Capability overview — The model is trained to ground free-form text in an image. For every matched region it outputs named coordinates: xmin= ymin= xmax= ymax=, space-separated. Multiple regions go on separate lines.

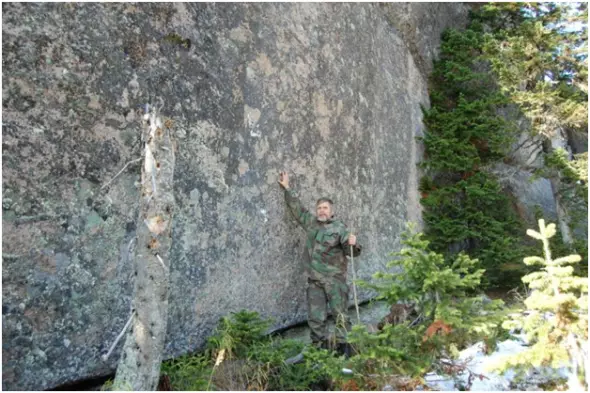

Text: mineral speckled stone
xmin=2 ymin=2 xmax=468 ymax=390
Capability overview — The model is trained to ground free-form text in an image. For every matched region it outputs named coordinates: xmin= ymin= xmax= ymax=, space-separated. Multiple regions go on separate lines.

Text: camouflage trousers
xmin=307 ymin=276 xmax=351 ymax=347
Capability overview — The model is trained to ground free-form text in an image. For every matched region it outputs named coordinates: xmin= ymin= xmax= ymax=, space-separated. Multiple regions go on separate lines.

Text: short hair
xmin=316 ymin=197 xmax=334 ymax=206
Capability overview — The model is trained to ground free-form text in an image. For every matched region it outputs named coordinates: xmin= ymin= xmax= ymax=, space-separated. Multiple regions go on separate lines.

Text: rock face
xmin=2 ymin=3 xmax=469 ymax=390
xmin=380 ymin=2 xmax=471 ymax=76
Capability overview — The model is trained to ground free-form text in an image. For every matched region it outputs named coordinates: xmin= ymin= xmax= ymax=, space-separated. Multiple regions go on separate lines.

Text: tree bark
xmin=548 ymin=130 xmax=574 ymax=245
xmin=114 ymin=105 xmax=176 ymax=390
xmin=550 ymin=176 xmax=574 ymax=245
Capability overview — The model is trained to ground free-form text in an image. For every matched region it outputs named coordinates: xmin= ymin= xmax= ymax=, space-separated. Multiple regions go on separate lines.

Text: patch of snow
xmin=424 ymin=335 xmax=572 ymax=391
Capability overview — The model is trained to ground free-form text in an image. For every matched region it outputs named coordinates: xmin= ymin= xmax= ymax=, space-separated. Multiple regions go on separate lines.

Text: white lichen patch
xmin=229 ymin=22 xmax=253 ymax=43
xmin=213 ymin=232 xmax=228 ymax=250
xmin=313 ymin=92 xmax=330 ymax=117
xmin=238 ymin=159 xmax=249 ymax=176
xmin=316 ymin=117 xmax=331 ymax=140
xmin=87 ymin=95 xmax=102 ymax=110
xmin=255 ymin=53 xmax=275 ymax=76
xmin=265 ymin=169 xmax=278 ymax=185
xmin=184 ymin=121 xmax=230 ymax=194
xmin=292 ymin=133 xmax=299 ymax=149
xmin=196 ymin=231 xmax=210 ymax=250
xmin=254 ymin=138 xmax=270 ymax=160
xmin=294 ymin=56 xmax=311 ymax=80
xmin=192 ymin=120 xmax=219 ymax=141
xmin=118 ymin=88 xmax=130 ymax=108
xmin=128 ymin=74 xmax=140 ymax=99
xmin=244 ymin=104 xmax=261 ymax=130
xmin=220 ymin=146 xmax=230 ymax=158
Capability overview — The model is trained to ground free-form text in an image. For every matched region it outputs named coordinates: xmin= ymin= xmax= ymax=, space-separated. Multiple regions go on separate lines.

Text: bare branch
xmin=102 ymin=311 xmax=135 ymax=361
xmin=100 ymin=158 xmax=142 ymax=191
xmin=156 ymin=254 xmax=167 ymax=271
xmin=408 ymin=313 xmax=423 ymax=328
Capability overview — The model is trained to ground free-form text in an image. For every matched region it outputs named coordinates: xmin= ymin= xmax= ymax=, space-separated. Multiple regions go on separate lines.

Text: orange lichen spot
xmin=156 ymin=127 xmax=163 ymax=138
xmin=164 ymin=118 xmax=174 ymax=129
xmin=422 ymin=319 xmax=452 ymax=342
xmin=145 ymin=216 xmax=167 ymax=234
xmin=148 ymin=237 xmax=159 ymax=250
xmin=340 ymin=380 xmax=360 ymax=391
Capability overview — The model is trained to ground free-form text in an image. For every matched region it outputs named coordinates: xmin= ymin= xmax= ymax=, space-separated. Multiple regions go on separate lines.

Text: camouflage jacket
xmin=284 ymin=188 xmax=362 ymax=281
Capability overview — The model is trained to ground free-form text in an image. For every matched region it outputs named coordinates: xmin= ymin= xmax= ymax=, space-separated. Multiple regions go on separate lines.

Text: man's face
xmin=316 ymin=201 xmax=332 ymax=222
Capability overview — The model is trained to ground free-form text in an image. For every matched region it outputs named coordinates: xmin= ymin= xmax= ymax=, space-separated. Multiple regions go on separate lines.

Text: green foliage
xmin=246 ymin=338 xmax=344 ymax=391
xmin=489 ymin=219 xmax=588 ymax=389
xmin=481 ymin=3 xmax=588 ymax=134
xmin=422 ymin=7 xmax=528 ymax=288
xmin=480 ymin=2 xmax=588 ymax=253
xmin=356 ymin=226 xmax=507 ymax=377
xmin=534 ymin=148 xmax=588 ymax=274
xmin=100 ymin=379 xmax=114 ymax=391
xmin=347 ymin=323 xmax=429 ymax=377
xmin=421 ymin=2 xmax=588 ymax=288
xmin=207 ymin=310 xmax=272 ymax=360
xmin=107 ymin=380 xmax=133 ymax=391
xmin=544 ymin=149 xmax=588 ymax=203
xmin=543 ymin=224 xmax=589 ymax=278
xmin=420 ymin=170 xmax=525 ymax=287
xmin=161 ymin=352 xmax=212 ymax=391
xmin=160 ymin=310 xmax=347 ymax=391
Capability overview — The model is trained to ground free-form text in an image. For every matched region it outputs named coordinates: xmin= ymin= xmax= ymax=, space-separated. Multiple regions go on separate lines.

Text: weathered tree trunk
xmin=548 ymin=131 xmax=574 ymax=245
xmin=114 ymin=105 xmax=176 ymax=390
xmin=551 ymin=176 xmax=574 ymax=245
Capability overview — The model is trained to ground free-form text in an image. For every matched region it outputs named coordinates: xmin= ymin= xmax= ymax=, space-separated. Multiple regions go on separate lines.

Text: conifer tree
xmin=481 ymin=2 xmax=588 ymax=247
xmin=421 ymin=16 xmax=525 ymax=288
xmin=356 ymin=225 xmax=506 ymax=372
xmin=421 ymin=3 xmax=588 ymax=287
xmin=490 ymin=219 xmax=588 ymax=390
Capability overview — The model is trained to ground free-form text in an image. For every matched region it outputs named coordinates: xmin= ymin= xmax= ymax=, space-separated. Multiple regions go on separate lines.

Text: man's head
xmin=316 ymin=197 xmax=334 ymax=222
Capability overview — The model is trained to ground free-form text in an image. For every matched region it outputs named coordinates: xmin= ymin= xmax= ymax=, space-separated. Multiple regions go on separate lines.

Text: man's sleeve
xmin=284 ymin=188 xmax=314 ymax=230
xmin=340 ymin=227 xmax=362 ymax=257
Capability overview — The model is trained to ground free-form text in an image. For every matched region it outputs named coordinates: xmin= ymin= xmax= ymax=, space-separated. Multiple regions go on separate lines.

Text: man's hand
xmin=278 ymin=171 xmax=290 ymax=189
xmin=348 ymin=234 xmax=357 ymax=246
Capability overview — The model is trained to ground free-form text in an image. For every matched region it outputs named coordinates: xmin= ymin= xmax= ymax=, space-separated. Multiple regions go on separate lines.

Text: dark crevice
xmin=47 ymin=373 xmax=113 ymax=391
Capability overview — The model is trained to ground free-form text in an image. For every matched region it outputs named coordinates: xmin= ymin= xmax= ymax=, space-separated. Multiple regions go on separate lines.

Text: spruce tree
xmin=421 ymin=2 xmax=588 ymax=287
xmin=355 ymin=225 xmax=506 ymax=373
xmin=490 ymin=219 xmax=588 ymax=390
xmin=481 ymin=2 xmax=588 ymax=249
xmin=421 ymin=15 xmax=525 ymax=288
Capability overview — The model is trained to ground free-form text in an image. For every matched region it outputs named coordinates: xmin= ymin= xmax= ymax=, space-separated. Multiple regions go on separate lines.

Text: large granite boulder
xmin=2 ymin=3 xmax=468 ymax=390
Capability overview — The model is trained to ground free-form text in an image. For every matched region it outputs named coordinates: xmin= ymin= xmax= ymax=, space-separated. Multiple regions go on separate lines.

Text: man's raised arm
xmin=279 ymin=171 xmax=313 ymax=230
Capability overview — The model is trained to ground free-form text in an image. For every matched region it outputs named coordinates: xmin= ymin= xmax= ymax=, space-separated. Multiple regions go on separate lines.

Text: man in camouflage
xmin=278 ymin=171 xmax=361 ymax=356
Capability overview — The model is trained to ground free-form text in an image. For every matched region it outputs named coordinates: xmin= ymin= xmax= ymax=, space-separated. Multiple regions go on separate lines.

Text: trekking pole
xmin=350 ymin=227 xmax=361 ymax=325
